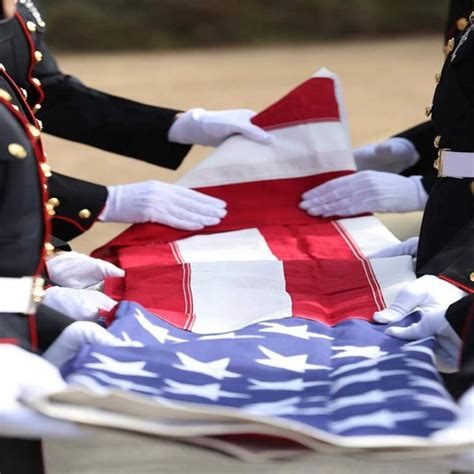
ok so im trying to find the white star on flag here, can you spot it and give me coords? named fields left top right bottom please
left=256, top=346, right=331, bottom=373
left=330, top=410, right=426, bottom=433
left=89, top=371, right=161, bottom=394
left=163, top=379, right=250, bottom=402
left=173, top=352, right=241, bottom=380
left=331, top=369, right=409, bottom=393
left=258, top=322, right=334, bottom=340
left=198, top=332, right=264, bottom=341
left=247, top=378, right=330, bottom=392
left=330, top=354, right=404, bottom=377
left=329, top=389, right=414, bottom=412
left=85, top=353, right=157, bottom=378
left=134, top=309, right=187, bottom=344
left=120, top=331, right=144, bottom=347
left=243, top=397, right=301, bottom=415
left=331, top=345, right=388, bottom=359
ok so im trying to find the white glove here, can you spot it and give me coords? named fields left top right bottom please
left=99, top=180, right=227, bottom=231
left=432, top=386, right=474, bottom=443
left=299, top=171, right=428, bottom=217
left=47, top=251, right=124, bottom=289
left=168, top=108, right=271, bottom=147
left=43, top=321, right=142, bottom=368
left=354, top=138, right=420, bottom=173
left=42, top=287, right=117, bottom=321
left=374, top=275, right=467, bottom=373
left=367, top=236, right=419, bottom=259
left=0, top=344, right=87, bottom=438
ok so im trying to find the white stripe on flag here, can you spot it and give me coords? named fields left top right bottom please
left=178, top=122, right=353, bottom=189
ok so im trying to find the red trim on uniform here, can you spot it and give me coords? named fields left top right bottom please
left=0, top=96, right=50, bottom=275
left=439, top=274, right=474, bottom=294
left=27, top=313, right=38, bottom=351
left=52, top=215, right=91, bottom=232
left=14, top=13, right=45, bottom=104
left=0, top=338, right=19, bottom=345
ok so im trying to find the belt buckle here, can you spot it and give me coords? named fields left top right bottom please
left=433, top=148, right=450, bottom=177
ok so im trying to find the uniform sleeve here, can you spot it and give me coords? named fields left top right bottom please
left=418, top=217, right=474, bottom=293
left=445, top=294, right=474, bottom=373
left=48, top=172, right=108, bottom=242
left=396, top=121, right=438, bottom=192
left=34, top=40, right=191, bottom=169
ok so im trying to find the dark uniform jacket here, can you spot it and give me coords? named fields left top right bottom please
left=413, top=4, right=474, bottom=382
left=0, top=1, right=192, bottom=241
left=397, top=0, right=473, bottom=192
left=0, top=90, right=71, bottom=474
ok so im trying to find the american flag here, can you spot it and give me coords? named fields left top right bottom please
left=55, top=69, right=466, bottom=456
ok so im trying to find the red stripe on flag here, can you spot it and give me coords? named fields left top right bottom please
left=251, top=78, right=340, bottom=131
left=259, top=224, right=380, bottom=324
left=93, top=172, right=354, bottom=259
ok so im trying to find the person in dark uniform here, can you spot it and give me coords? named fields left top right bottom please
left=0, top=0, right=271, bottom=243
left=373, top=4, right=474, bottom=434
left=299, top=0, right=473, bottom=218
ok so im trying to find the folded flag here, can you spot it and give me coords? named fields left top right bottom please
left=35, top=68, right=471, bottom=458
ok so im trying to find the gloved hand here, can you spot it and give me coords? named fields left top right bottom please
left=299, top=171, right=428, bottom=217
left=99, top=180, right=227, bottom=230
left=0, top=344, right=88, bottom=438
left=374, top=275, right=467, bottom=372
left=431, top=386, right=474, bottom=443
left=43, top=321, right=143, bottom=367
left=42, top=287, right=117, bottom=321
left=354, top=137, right=420, bottom=173
left=367, top=236, right=419, bottom=259
left=47, top=251, right=124, bottom=289
left=168, top=108, right=271, bottom=147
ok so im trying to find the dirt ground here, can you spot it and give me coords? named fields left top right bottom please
left=43, top=36, right=455, bottom=473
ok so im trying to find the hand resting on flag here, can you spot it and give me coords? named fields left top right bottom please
left=299, top=171, right=428, bottom=217
left=99, top=180, right=227, bottom=230
left=374, top=275, right=467, bottom=372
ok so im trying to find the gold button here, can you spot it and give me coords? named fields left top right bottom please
left=44, top=242, right=55, bottom=252
left=0, top=88, right=12, bottom=101
left=48, top=197, right=60, bottom=208
left=37, top=119, right=43, bottom=131
left=8, top=143, right=27, bottom=159
left=425, top=105, right=432, bottom=117
left=34, top=50, right=43, bottom=62
left=434, top=135, right=441, bottom=148
left=457, top=17, right=469, bottom=30
left=470, top=272, right=474, bottom=283
left=27, top=124, right=40, bottom=138
left=46, top=203, right=55, bottom=216
left=435, top=72, right=441, bottom=83
left=20, top=88, right=27, bottom=98
left=31, top=77, right=41, bottom=87
left=26, top=20, right=37, bottom=32
left=12, top=105, right=19, bottom=112
left=40, top=162, right=52, bottom=177
left=78, top=209, right=92, bottom=219
left=38, top=20, right=46, bottom=28
left=33, top=103, right=42, bottom=113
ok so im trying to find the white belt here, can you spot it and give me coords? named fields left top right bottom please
left=0, top=277, right=45, bottom=314
left=435, top=150, right=474, bottom=178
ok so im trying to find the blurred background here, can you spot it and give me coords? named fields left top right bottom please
left=42, top=0, right=447, bottom=51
